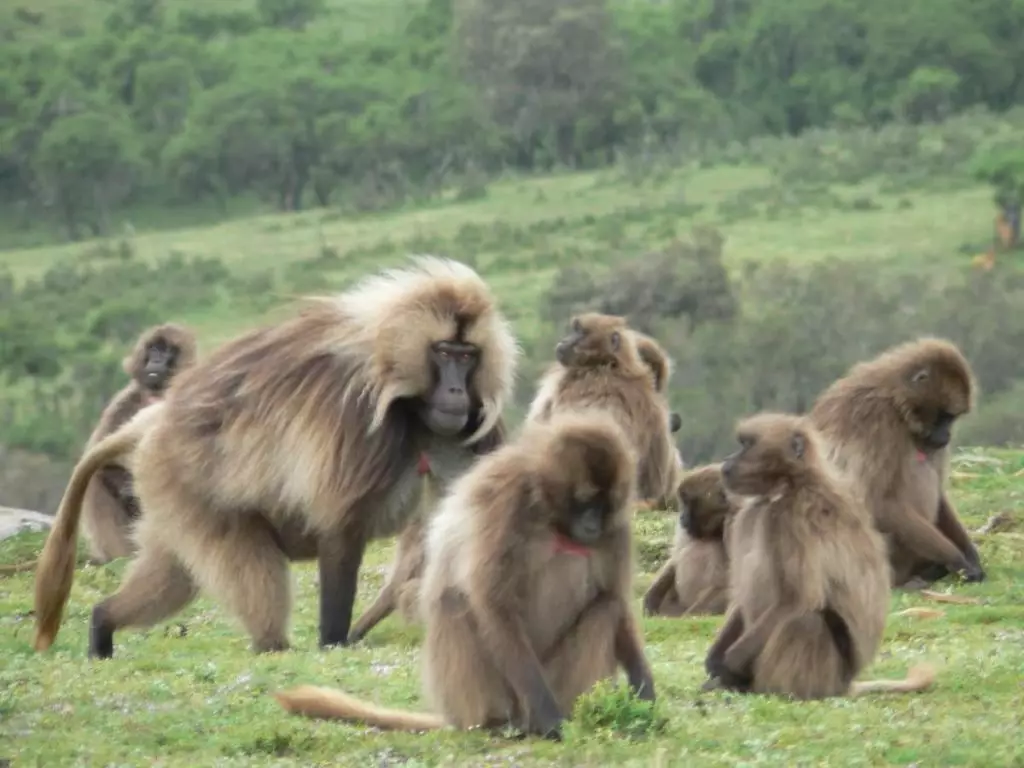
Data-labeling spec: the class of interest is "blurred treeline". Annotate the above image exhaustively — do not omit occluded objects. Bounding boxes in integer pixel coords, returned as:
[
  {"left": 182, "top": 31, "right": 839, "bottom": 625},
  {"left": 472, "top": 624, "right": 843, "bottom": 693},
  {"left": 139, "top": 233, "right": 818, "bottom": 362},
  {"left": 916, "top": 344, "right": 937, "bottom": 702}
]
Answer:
[{"left": 4, "top": 0, "right": 1024, "bottom": 242}]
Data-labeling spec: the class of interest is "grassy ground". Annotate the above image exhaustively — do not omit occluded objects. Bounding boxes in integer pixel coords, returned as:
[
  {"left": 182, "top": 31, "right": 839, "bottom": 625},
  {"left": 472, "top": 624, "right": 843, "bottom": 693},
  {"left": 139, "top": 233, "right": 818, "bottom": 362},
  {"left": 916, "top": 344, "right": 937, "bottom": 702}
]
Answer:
[{"left": 1, "top": 449, "right": 1021, "bottom": 766}]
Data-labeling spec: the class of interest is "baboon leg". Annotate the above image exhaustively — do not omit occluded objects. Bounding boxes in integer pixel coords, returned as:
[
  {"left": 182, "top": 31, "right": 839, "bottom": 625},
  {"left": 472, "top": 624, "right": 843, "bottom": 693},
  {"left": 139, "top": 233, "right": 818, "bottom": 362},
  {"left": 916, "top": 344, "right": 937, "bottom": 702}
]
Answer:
[
  {"left": 540, "top": 594, "right": 621, "bottom": 710},
  {"left": 936, "top": 497, "right": 985, "bottom": 577},
  {"left": 422, "top": 588, "right": 515, "bottom": 730},
  {"left": 723, "top": 604, "right": 803, "bottom": 675},
  {"left": 704, "top": 608, "right": 750, "bottom": 691},
  {"left": 614, "top": 606, "right": 656, "bottom": 700},
  {"left": 89, "top": 545, "right": 198, "bottom": 659},
  {"left": 685, "top": 585, "right": 726, "bottom": 615},
  {"left": 396, "top": 577, "right": 423, "bottom": 623},
  {"left": 348, "top": 583, "right": 397, "bottom": 644},
  {"left": 753, "top": 614, "right": 847, "bottom": 700},
  {"left": 186, "top": 513, "right": 292, "bottom": 653},
  {"left": 882, "top": 502, "right": 976, "bottom": 578},
  {"left": 82, "top": 479, "right": 135, "bottom": 564},
  {"left": 317, "top": 523, "right": 368, "bottom": 647},
  {"left": 642, "top": 561, "right": 679, "bottom": 617}
]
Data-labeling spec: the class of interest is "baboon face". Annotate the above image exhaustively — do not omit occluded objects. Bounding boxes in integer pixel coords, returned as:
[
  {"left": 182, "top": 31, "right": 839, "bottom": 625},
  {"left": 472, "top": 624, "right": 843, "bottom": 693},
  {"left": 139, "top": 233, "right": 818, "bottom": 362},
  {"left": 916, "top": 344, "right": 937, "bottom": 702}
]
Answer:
[
  {"left": 537, "top": 426, "right": 633, "bottom": 547},
  {"left": 678, "top": 466, "right": 729, "bottom": 539},
  {"left": 721, "top": 414, "right": 811, "bottom": 496},
  {"left": 140, "top": 337, "right": 180, "bottom": 391},
  {"left": 555, "top": 314, "right": 633, "bottom": 369},
  {"left": 901, "top": 355, "right": 972, "bottom": 451},
  {"left": 416, "top": 340, "right": 481, "bottom": 437}
]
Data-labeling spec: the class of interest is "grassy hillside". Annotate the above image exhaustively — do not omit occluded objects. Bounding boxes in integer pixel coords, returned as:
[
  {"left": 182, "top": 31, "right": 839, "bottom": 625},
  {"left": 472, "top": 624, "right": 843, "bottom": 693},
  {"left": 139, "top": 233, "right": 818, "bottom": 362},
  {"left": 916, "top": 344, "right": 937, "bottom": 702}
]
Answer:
[
  {"left": 0, "top": 161, "right": 998, "bottom": 348},
  {"left": 1, "top": 449, "right": 1022, "bottom": 765}
]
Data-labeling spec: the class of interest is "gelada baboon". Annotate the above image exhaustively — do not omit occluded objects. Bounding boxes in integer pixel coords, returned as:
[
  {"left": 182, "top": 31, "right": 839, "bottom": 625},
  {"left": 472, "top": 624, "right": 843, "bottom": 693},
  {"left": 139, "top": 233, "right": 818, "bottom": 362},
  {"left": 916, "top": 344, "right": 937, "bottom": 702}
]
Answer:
[
  {"left": 275, "top": 410, "right": 655, "bottom": 740},
  {"left": 32, "top": 256, "right": 518, "bottom": 656},
  {"left": 0, "top": 325, "right": 197, "bottom": 578},
  {"left": 702, "top": 413, "right": 935, "bottom": 699},
  {"left": 526, "top": 315, "right": 678, "bottom": 504},
  {"left": 82, "top": 323, "right": 197, "bottom": 564},
  {"left": 810, "top": 338, "right": 984, "bottom": 588},
  {"left": 643, "top": 463, "right": 733, "bottom": 617}
]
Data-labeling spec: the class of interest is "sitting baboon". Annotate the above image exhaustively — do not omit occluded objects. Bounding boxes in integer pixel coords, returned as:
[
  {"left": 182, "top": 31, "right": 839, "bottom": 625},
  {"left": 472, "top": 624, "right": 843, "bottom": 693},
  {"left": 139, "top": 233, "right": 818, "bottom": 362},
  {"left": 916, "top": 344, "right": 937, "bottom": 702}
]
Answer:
[
  {"left": 810, "top": 338, "right": 984, "bottom": 588},
  {"left": 643, "top": 463, "right": 733, "bottom": 617},
  {"left": 526, "top": 315, "right": 678, "bottom": 504},
  {"left": 703, "top": 413, "right": 935, "bottom": 699},
  {"left": 275, "top": 410, "right": 655, "bottom": 740}
]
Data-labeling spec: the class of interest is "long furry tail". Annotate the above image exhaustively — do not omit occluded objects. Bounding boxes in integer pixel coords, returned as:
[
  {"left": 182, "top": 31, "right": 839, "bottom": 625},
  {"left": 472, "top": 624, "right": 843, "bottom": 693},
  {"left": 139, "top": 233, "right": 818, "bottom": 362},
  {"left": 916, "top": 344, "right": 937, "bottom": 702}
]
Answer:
[
  {"left": 33, "top": 404, "right": 163, "bottom": 652},
  {"left": 849, "top": 663, "right": 936, "bottom": 696},
  {"left": 274, "top": 686, "right": 446, "bottom": 732}
]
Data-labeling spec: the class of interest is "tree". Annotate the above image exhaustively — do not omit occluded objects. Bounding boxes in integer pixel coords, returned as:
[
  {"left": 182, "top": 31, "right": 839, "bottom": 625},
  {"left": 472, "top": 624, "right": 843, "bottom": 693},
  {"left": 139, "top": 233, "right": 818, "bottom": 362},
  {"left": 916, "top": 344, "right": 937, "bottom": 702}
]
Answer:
[{"left": 32, "top": 110, "right": 145, "bottom": 239}]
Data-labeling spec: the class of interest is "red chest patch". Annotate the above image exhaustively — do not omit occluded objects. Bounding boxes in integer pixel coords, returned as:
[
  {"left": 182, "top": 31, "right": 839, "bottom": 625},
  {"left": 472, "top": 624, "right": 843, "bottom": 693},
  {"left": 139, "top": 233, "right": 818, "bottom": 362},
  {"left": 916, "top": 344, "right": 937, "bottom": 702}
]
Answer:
[
  {"left": 417, "top": 453, "right": 432, "bottom": 476},
  {"left": 552, "top": 531, "right": 591, "bottom": 557},
  {"left": 916, "top": 450, "right": 928, "bottom": 463}
]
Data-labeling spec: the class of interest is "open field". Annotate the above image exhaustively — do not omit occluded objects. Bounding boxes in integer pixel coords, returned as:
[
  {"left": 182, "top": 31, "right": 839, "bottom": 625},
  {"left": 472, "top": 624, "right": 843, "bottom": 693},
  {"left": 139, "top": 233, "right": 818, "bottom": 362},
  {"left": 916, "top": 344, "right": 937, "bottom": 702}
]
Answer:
[{"left": 1, "top": 449, "right": 1022, "bottom": 766}]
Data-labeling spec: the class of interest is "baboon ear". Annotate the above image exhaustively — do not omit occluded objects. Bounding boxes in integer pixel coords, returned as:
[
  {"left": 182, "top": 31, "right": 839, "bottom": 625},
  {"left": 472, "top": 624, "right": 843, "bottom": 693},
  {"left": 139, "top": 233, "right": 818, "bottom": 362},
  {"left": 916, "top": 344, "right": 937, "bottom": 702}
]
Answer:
[
  {"left": 911, "top": 367, "right": 930, "bottom": 384},
  {"left": 791, "top": 432, "right": 806, "bottom": 459},
  {"left": 610, "top": 331, "right": 621, "bottom": 351}
]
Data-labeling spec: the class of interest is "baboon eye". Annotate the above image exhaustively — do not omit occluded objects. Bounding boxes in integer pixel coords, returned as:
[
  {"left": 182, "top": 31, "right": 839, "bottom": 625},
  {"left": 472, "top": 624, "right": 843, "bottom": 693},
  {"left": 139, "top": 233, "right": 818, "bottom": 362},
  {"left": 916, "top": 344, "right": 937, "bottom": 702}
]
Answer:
[
  {"left": 738, "top": 435, "right": 754, "bottom": 450},
  {"left": 610, "top": 331, "right": 620, "bottom": 350},
  {"left": 438, "top": 349, "right": 450, "bottom": 360},
  {"left": 791, "top": 432, "right": 806, "bottom": 459},
  {"left": 911, "top": 368, "right": 930, "bottom": 384}
]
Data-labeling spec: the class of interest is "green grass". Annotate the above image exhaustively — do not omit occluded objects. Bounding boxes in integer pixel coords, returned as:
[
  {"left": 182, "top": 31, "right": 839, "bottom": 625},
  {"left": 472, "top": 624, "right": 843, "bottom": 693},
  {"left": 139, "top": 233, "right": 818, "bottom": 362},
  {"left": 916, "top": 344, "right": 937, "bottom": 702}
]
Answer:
[{"left": 1, "top": 449, "right": 1022, "bottom": 766}]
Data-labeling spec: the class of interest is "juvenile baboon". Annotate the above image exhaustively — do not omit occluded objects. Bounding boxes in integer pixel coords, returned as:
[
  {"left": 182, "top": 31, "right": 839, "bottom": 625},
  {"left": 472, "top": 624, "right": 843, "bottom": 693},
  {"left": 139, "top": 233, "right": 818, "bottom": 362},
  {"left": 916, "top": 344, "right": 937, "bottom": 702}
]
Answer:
[
  {"left": 643, "top": 463, "right": 732, "bottom": 617},
  {"left": 82, "top": 324, "right": 198, "bottom": 564},
  {"left": 702, "top": 413, "right": 935, "bottom": 699},
  {"left": 32, "top": 257, "right": 518, "bottom": 656},
  {"left": 526, "top": 315, "right": 678, "bottom": 503},
  {"left": 810, "top": 338, "right": 984, "bottom": 588},
  {"left": 275, "top": 410, "right": 655, "bottom": 740}
]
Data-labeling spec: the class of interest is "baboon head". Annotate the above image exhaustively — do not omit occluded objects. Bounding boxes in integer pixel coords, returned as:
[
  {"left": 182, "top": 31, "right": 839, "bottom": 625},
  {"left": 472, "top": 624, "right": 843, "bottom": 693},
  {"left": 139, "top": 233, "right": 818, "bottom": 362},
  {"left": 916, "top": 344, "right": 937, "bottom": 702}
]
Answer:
[
  {"left": 123, "top": 324, "right": 197, "bottom": 394},
  {"left": 884, "top": 338, "right": 974, "bottom": 451},
  {"left": 532, "top": 412, "right": 637, "bottom": 548},
  {"left": 721, "top": 413, "right": 822, "bottom": 497},
  {"left": 554, "top": 313, "right": 641, "bottom": 371},
  {"left": 677, "top": 463, "right": 731, "bottom": 540}
]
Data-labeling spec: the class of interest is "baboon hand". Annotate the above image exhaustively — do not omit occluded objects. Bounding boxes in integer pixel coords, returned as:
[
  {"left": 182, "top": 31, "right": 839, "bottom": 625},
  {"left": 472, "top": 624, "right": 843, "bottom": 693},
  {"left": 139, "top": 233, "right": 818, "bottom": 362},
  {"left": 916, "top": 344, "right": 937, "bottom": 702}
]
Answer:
[
  {"left": 963, "top": 561, "right": 986, "bottom": 583},
  {"left": 527, "top": 707, "right": 565, "bottom": 740},
  {"left": 629, "top": 674, "right": 656, "bottom": 702}
]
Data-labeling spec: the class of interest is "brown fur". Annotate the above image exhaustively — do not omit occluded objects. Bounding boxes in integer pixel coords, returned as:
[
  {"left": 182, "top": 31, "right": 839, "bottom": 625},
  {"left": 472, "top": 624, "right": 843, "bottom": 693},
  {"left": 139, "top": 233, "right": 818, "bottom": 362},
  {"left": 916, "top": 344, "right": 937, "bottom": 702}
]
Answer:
[
  {"left": 80, "top": 324, "right": 197, "bottom": 564},
  {"left": 275, "top": 410, "right": 655, "bottom": 739},
  {"left": 702, "top": 413, "right": 935, "bottom": 699},
  {"left": 526, "top": 315, "right": 678, "bottom": 504},
  {"left": 348, "top": 470, "right": 438, "bottom": 642},
  {"left": 32, "top": 257, "right": 518, "bottom": 656},
  {"left": 810, "top": 338, "right": 984, "bottom": 588},
  {"left": 643, "top": 463, "right": 733, "bottom": 617}
]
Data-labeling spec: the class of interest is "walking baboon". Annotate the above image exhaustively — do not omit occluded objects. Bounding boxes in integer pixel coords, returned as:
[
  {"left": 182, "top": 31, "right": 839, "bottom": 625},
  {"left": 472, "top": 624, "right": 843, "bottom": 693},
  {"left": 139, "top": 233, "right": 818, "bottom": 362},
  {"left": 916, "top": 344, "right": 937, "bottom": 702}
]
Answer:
[
  {"left": 82, "top": 323, "right": 198, "bottom": 564},
  {"left": 702, "top": 413, "right": 935, "bottom": 699},
  {"left": 526, "top": 314, "right": 678, "bottom": 503},
  {"left": 32, "top": 257, "right": 518, "bottom": 656},
  {"left": 275, "top": 410, "right": 655, "bottom": 740},
  {"left": 643, "top": 463, "right": 732, "bottom": 617},
  {"left": 810, "top": 338, "right": 984, "bottom": 588}
]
